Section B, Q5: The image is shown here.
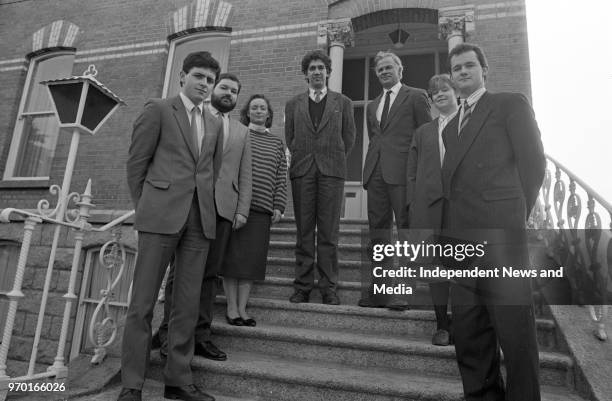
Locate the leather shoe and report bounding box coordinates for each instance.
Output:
[387,303,410,311]
[117,388,142,401]
[194,341,227,361]
[289,290,310,303]
[242,318,256,327]
[160,346,167,359]
[431,329,451,346]
[357,297,383,308]
[322,292,340,305]
[164,384,215,401]
[226,315,244,326]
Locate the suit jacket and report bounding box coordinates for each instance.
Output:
[126,96,223,238]
[406,119,444,230]
[284,90,356,179]
[441,91,545,230]
[214,119,252,221]
[363,84,431,189]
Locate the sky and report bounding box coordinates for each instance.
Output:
[525,0,612,208]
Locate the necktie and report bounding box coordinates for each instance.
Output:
[190,107,201,156]
[314,90,322,103]
[459,100,472,136]
[380,90,391,129]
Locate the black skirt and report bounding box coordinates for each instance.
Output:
[221,209,271,280]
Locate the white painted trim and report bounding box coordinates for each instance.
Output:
[162,30,231,98]
[3,51,75,180]
[478,10,526,20]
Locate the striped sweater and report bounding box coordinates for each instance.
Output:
[249,128,287,214]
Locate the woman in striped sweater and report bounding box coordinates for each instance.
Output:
[222,94,288,327]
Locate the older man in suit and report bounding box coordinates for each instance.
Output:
[360,51,431,308]
[441,43,545,401]
[121,51,223,401]
[406,74,459,346]
[285,49,356,305]
[154,73,252,363]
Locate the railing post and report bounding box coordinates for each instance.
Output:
[0,216,42,381]
[49,180,94,377]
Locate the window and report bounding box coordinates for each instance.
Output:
[70,246,136,358]
[4,52,75,180]
[162,31,231,98]
[0,242,20,330]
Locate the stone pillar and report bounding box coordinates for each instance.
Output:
[438,7,475,52]
[317,18,354,92]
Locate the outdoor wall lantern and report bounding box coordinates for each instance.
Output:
[41,64,125,135]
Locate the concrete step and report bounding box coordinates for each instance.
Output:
[266,257,363,282]
[251,276,427,306]
[208,322,575,389]
[147,351,586,401]
[68,379,265,401]
[211,297,564,352]
[275,217,368,230]
[267,241,364,261]
[269,227,364,244]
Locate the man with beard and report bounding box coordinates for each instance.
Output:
[154,73,252,362]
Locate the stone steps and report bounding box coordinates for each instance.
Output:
[212,297,564,353]
[269,227,364,244]
[208,321,574,388]
[266,256,363,282]
[147,351,586,401]
[267,241,364,261]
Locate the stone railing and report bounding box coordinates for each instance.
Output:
[531,155,611,341]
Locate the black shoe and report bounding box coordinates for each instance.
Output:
[242,318,256,327]
[431,329,451,346]
[117,388,142,401]
[386,303,410,311]
[289,290,310,303]
[322,292,340,305]
[164,384,215,401]
[160,345,167,359]
[194,341,227,361]
[357,297,384,308]
[226,315,244,326]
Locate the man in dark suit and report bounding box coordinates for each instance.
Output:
[360,51,431,308]
[406,74,459,346]
[441,43,545,401]
[121,51,223,401]
[285,49,356,305]
[154,73,252,363]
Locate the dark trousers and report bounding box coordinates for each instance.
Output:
[430,281,450,331]
[159,215,232,345]
[121,198,210,388]
[291,162,344,294]
[451,278,541,401]
[365,161,410,304]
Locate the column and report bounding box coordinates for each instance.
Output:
[438,7,475,52]
[317,18,354,92]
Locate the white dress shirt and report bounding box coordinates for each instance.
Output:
[208,104,229,149]
[309,86,328,102]
[179,92,204,154]
[457,86,486,135]
[376,81,402,123]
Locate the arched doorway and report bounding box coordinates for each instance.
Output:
[342,8,447,219]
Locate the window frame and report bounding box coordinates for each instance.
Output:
[3,50,75,181]
[162,30,231,99]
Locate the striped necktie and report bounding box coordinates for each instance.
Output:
[459,100,472,136]
[314,90,322,103]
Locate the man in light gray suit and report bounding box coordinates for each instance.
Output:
[155,73,252,362]
[285,49,356,305]
[121,51,222,401]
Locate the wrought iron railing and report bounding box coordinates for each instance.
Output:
[0,188,134,390]
[532,155,611,341]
